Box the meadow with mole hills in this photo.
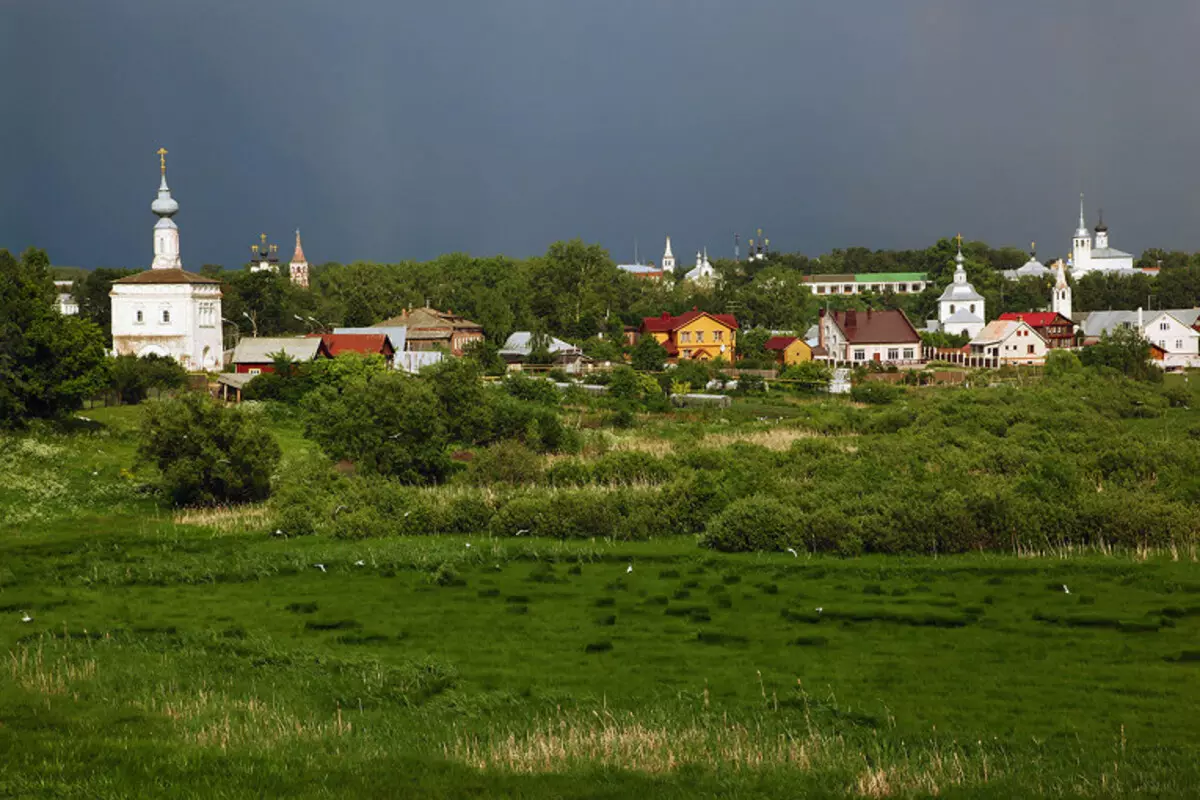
[2,357,1200,798]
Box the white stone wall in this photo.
[111,283,223,370]
[1144,314,1200,367]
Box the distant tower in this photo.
[1052,259,1072,319]
[1093,209,1109,250]
[250,233,280,273]
[290,229,310,288]
[150,147,182,270]
[661,235,675,274]
[1072,193,1092,276]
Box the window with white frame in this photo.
[679,332,690,343]
[248,368,261,376]
[887,348,899,361]
[1176,340,1183,349]
[695,330,705,343]
[903,347,914,359]
[161,309,171,324]
[1160,322,1170,330]
[854,349,866,361]
[713,330,723,341]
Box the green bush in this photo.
[850,382,902,405]
[138,393,282,507]
[502,372,561,406]
[701,495,801,552]
[466,441,544,486]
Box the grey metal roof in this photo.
[1090,246,1134,260]
[617,264,661,275]
[498,331,578,357]
[1015,258,1050,277]
[1078,310,1138,338]
[1164,308,1200,328]
[943,308,986,325]
[232,336,323,364]
[938,282,985,302]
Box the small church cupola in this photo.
[150,148,183,270]
[250,233,280,273]
[1093,209,1110,249]
[937,233,986,338]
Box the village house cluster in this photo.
[87,151,1200,384]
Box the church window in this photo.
[162,309,171,323]
[970,304,976,314]
[135,310,144,324]
[950,305,956,314]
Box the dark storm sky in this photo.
[4,1,1200,270]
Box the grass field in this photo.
[3,401,1199,797]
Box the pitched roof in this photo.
[828,309,920,345]
[640,309,739,333]
[970,320,1045,346]
[112,268,220,285]
[335,326,408,351]
[998,312,1072,328]
[801,272,926,284]
[318,333,394,357]
[375,307,482,332]
[498,331,579,357]
[763,336,798,351]
[232,337,325,364]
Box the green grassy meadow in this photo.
[3,401,1200,797]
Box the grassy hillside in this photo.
[2,393,1199,797]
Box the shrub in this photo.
[304,372,451,484]
[466,441,543,486]
[590,450,672,485]
[138,393,282,506]
[424,358,493,443]
[109,353,188,405]
[850,382,902,405]
[503,372,561,406]
[701,495,802,552]
[630,335,668,372]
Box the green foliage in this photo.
[502,372,561,406]
[701,496,802,552]
[108,354,188,405]
[423,357,493,443]
[138,392,281,506]
[780,360,832,390]
[1044,348,1083,378]
[630,334,667,372]
[465,441,543,486]
[0,248,110,426]
[461,338,507,376]
[1079,327,1162,382]
[305,372,451,484]
[850,381,903,405]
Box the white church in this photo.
[110,149,224,371]
[1069,195,1135,277]
[937,237,986,338]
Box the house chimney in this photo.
[1137,306,1143,330]
[818,308,826,350]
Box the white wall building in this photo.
[684,248,715,283]
[1070,195,1135,277]
[937,240,986,338]
[968,319,1048,365]
[110,150,223,371]
[54,280,79,315]
[1144,310,1200,369]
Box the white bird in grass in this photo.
[815,607,823,614]
[404,511,411,518]
[785,548,798,558]
[354,560,365,567]
[20,611,33,623]
[626,564,634,574]
[314,564,327,573]
[465,543,472,549]
[1062,584,1070,594]
[516,529,529,536]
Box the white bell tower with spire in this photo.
[1071,193,1092,276]
[1052,259,1072,320]
[661,236,675,274]
[150,147,182,269]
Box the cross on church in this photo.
[156,147,168,173]
[954,233,963,249]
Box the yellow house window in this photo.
[713,330,723,341]
[680,332,691,343]
[695,330,704,343]
[683,349,692,358]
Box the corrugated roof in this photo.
[336,326,408,351]
[319,333,394,357]
[232,337,324,364]
[498,331,578,357]
[828,309,921,345]
[853,273,927,283]
[998,312,1072,328]
[763,336,798,351]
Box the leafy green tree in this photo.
[1044,349,1083,379]
[1079,327,1162,381]
[0,248,110,426]
[422,357,493,443]
[630,334,667,371]
[109,353,188,404]
[304,372,451,483]
[462,338,507,376]
[138,392,282,506]
[73,268,138,337]
[529,240,621,338]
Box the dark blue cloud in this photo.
[4,0,1199,270]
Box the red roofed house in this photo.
[762,336,813,367]
[640,308,739,361]
[315,333,396,361]
[997,312,1075,349]
[818,308,923,365]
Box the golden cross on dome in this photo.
[954,233,963,249]
[260,233,268,244]
[156,147,168,173]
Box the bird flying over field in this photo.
[354,560,365,567]
[314,564,326,573]
[786,548,798,557]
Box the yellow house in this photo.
[640,309,739,362]
[763,335,812,366]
